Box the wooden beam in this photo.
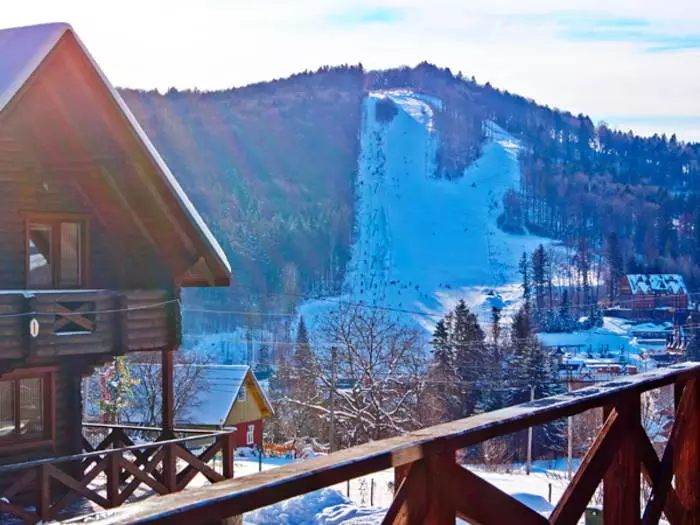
[132,162,197,256]
[638,425,684,525]
[382,460,428,525]
[99,166,161,257]
[550,408,626,525]
[75,365,700,525]
[604,394,641,525]
[642,378,696,525]
[449,462,548,525]
[161,349,175,437]
[672,378,700,525]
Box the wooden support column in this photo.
[222,433,235,479]
[604,393,641,525]
[37,464,51,522]
[162,348,175,439]
[383,452,456,525]
[675,378,700,525]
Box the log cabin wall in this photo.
[0,148,171,290]
[0,361,82,469]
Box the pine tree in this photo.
[289,316,320,437]
[606,232,624,302]
[477,307,506,414]
[452,300,485,417]
[429,317,459,421]
[519,252,531,306]
[531,244,547,310]
[431,318,452,366]
[508,305,565,458]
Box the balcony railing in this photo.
[81,362,700,525]
[0,423,236,523]
[0,289,174,361]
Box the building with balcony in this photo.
[0,22,233,521]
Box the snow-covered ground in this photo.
[302,89,551,332]
[538,315,675,372]
[241,458,575,524]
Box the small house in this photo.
[123,364,273,449]
[620,274,689,310]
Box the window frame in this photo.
[237,386,247,402]
[23,212,90,289]
[246,424,255,445]
[0,367,57,452]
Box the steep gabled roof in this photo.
[0,23,231,287]
[181,365,274,427]
[99,364,274,427]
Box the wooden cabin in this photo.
[0,22,230,470]
[117,364,273,449]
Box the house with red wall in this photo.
[620,274,689,310]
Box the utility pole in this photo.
[329,346,337,453]
[526,384,534,475]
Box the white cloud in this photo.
[3,0,700,139]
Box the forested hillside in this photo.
[121,66,365,323]
[119,62,700,335]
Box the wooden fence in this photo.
[0,424,236,523]
[78,362,700,525]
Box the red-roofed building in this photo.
[620,274,689,310]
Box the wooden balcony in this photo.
[0,289,175,362]
[81,362,700,525]
[0,423,236,523]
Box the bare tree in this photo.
[293,306,428,447]
[123,351,209,427]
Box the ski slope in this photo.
[304,89,550,331]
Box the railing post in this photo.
[675,378,700,524]
[163,442,178,493]
[107,451,121,507]
[603,393,640,525]
[37,464,51,522]
[222,433,235,479]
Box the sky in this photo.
[3,0,700,140]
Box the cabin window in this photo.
[246,424,255,445]
[27,217,86,289]
[0,371,54,446]
[237,387,247,402]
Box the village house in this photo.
[118,364,273,449]
[619,274,689,310]
[0,22,232,521]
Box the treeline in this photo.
[121,65,366,321]
[266,300,563,462]
[121,61,700,327]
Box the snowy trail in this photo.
[303,89,550,331]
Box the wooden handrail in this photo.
[0,429,234,474]
[78,362,700,525]
[82,422,221,435]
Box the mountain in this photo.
[119,63,700,346]
[302,90,550,330]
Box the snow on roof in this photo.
[0,23,231,281]
[126,364,272,427]
[631,322,672,333]
[625,274,687,295]
[0,23,67,111]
